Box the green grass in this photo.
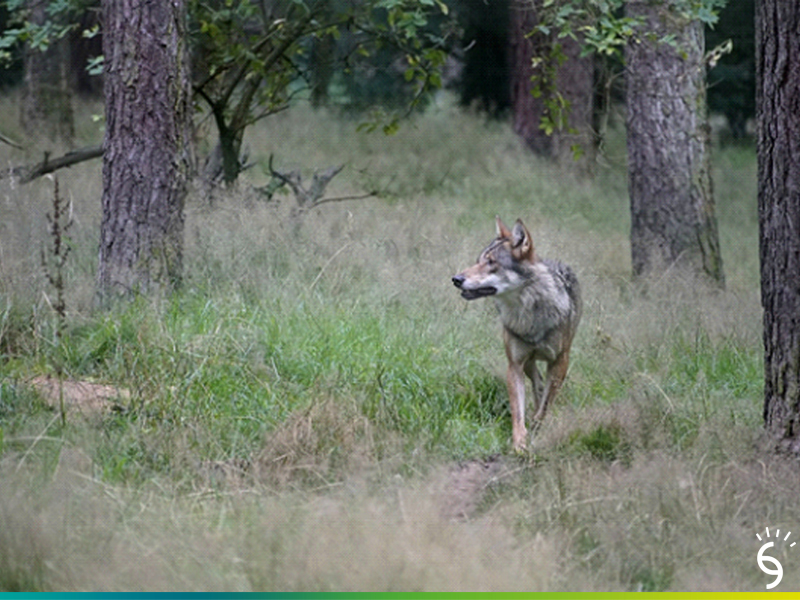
[0,96,785,592]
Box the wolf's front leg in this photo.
[507,363,528,451]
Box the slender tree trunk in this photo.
[625,0,724,285]
[757,0,800,453]
[21,0,74,146]
[97,0,192,300]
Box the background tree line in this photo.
[0,0,755,153]
[0,0,754,289]
[1,0,798,457]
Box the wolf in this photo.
[452,217,582,451]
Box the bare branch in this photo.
[267,154,358,210]
[307,190,378,210]
[0,131,24,150]
[2,144,103,184]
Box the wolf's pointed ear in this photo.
[511,219,534,259]
[496,216,512,239]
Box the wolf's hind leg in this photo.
[533,352,569,425]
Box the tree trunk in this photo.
[310,32,335,108]
[21,0,74,146]
[509,0,551,156]
[625,0,724,285]
[757,0,800,453]
[551,34,596,176]
[217,121,243,185]
[508,0,596,174]
[97,0,192,300]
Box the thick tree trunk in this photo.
[21,0,74,146]
[97,0,192,299]
[509,0,596,174]
[757,0,800,452]
[625,0,724,285]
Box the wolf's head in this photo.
[452,217,536,300]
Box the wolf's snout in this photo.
[452,274,465,288]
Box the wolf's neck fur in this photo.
[493,261,572,347]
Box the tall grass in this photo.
[0,97,782,592]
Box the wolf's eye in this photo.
[486,257,496,267]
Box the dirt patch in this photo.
[438,454,519,520]
[29,375,130,416]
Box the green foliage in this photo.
[538,0,637,58]
[191,0,453,181]
[1,0,452,181]
[0,380,49,436]
[530,41,575,137]
[538,0,728,57]
[0,0,94,64]
[529,0,729,150]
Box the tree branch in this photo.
[2,144,104,183]
[268,154,344,205]
[0,131,24,150]
[307,190,377,210]
[265,154,377,211]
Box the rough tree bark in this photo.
[625,0,724,285]
[757,0,800,452]
[21,0,74,146]
[97,0,192,300]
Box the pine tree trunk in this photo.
[97,0,192,300]
[21,0,74,146]
[625,0,724,285]
[757,0,800,452]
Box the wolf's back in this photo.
[542,258,582,326]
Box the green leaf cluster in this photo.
[188,0,453,181]
[1,0,453,177]
[537,0,727,59]
[529,0,728,152]
[0,0,95,65]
